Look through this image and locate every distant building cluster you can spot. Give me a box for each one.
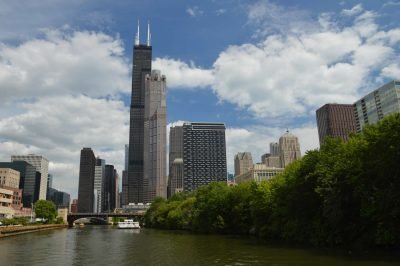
[234,130,302,185]
[122,24,227,203]
[0,154,69,219]
[316,80,400,145]
[76,148,119,213]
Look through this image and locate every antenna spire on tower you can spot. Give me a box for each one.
[147,22,151,46]
[135,20,140,46]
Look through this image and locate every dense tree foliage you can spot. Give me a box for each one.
[0,217,29,225]
[34,200,57,224]
[145,114,400,248]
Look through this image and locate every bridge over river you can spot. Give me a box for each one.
[67,212,145,227]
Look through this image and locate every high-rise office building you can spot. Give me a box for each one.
[168,159,184,198]
[168,126,184,198]
[143,70,167,203]
[124,144,129,171]
[93,158,105,213]
[261,153,270,164]
[316,103,356,144]
[279,130,301,168]
[104,165,118,212]
[354,80,400,132]
[169,126,184,170]
[270,142,280,156]
[11,154,49,200]
[234,152,253,177]
[265,142,281,168]
[77,148,96,213]
[0,161,37,207]
[47,188,70,208]
[121,144,129,206]
[183,122,227,192]
[121,171,128,206]
[128,23,153,204]
[47,174,53,190]
[115,171,119,209]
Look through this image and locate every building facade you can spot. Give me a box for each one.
[265,142,281,168]
[354,80,400,132]
[121,144,129,206]
[47,187,70,208]
[0,187,15,218]
[270,142,280,156]
[0,161,37,207]
[183,122,227,192]
[77,148,96,213]
[279,130,301,168]
[234,152,253,177]
[121,171,128,206]
[316,103,356,144]
[47,174,53,190]
[70,199,78,213]
[168,126,183,198]
[261,153,270,164]
[143,70,167,203]
[104,165,118,212]
[0,168,22,210]
[168,158,184,198]
[11,154,49,201]
[128,26,153,204]
[0,168,20,188]
[235,164,284,184]
[93,158,105,213]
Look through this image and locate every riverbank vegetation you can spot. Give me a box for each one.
[34,200,58,224]
[145,113,400,248]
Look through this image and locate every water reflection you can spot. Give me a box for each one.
[0,226,398,266]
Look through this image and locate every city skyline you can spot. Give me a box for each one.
[0,1,399,199]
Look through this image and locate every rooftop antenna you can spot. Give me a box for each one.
[147,21,151,46]
[135,20,140,46]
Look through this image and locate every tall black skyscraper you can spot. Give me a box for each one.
[104,164,117,212]
[78,147,96,213]
[128,23,152,203]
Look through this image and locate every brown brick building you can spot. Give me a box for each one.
[316,104,356,145]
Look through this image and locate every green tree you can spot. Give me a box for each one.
[34,200,57,224]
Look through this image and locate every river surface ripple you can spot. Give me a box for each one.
[0,226,398,266]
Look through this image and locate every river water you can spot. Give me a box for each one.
[0,226,398,266]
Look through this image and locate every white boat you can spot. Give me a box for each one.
[117,219,140,229]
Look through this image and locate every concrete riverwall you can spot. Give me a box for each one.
[0,224,67,238]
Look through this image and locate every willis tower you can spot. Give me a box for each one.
[128,22,152,203]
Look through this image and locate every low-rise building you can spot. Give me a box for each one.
[235,164,284,184]
[57,208,69,224]
[0,187,15,218]
[0,168,23,210]
[0,168,20,188]
[70,199,78,213]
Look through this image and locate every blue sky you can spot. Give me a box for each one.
[0,0,399,198]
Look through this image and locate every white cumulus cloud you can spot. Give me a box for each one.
[155,4,400,119]
[341,4,364,16]
[153,58,214,89]
[0,29,130,103]
[0,95,129,198]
